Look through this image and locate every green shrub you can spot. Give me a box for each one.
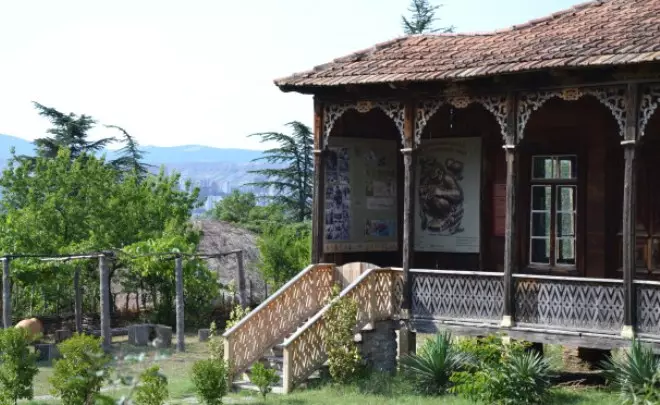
[208,321,224,361]
[455,335,528,370]
[400,331,470,395]
[452,350,553,405]
[49,334,110,405]
[0,328,39,405]
[191,359,228,405]
[323,285,363,384]
[134,365,168,405]
[225,304,250,330]
[602,339,660,404]
[249,362,280,399]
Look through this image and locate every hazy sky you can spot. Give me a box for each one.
[0,0,583,150]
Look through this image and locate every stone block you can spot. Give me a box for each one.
[55,329,72,343]
[359,320,397,373]
[128,324,152,346]
[34,343,59,362]
[153,325,172,348]
[198,328,210,342]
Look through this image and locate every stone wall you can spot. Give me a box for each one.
[358,320,397,373]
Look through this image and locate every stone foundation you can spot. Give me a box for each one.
[358,320,397,373]
[562,346,610,371]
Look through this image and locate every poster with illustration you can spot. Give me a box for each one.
[414,137,481,253]
[324,137,398,253]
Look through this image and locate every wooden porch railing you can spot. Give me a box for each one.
[281,268,403,393]
[411,269,504,323]
[223,263,335,377]
[514,274,625,333]
[635,279,660,336]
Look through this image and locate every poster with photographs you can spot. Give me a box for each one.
[324,137,398,253]
[414,137,482,253]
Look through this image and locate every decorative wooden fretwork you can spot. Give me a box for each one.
[639,84,660,139]
[322,101,405,147]
[514,276,624,333]
[282,268,402,392]
[411,271,504,322]
[223,264,335,377]
[517,86,627,139]
[414,95,509,146]
[635,281,660,336]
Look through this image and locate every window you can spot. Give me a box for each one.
[529,155,577,268]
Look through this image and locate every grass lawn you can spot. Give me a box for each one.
[23,335,623,405]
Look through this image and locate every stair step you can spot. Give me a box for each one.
[233,380,284,394]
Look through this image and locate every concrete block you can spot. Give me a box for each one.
[34,343,59,362]
[198,328,210,342]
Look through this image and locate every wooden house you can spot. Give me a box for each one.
[224,0,660,392]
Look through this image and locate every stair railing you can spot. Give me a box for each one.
[223,263,336,378]
[281,267,403,393]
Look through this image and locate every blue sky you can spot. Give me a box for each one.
[0,0,583,150]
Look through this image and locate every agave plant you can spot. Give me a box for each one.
[400,331,471,395]
[602,339,660,405]
[495,350,553,405]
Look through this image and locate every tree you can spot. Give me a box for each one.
[256,222,311,287]
[105,125,151,179]
[246,121,313,222]
[207,190,287,233]
[402,0,454,35]
[32,102,115,160]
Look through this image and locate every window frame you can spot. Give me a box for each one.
[527,154,579,271]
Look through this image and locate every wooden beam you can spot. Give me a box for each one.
[99,255,111,350]
[312,97,326,264]
[2,258,10,328]
[621,82,640,338]
[401,100,415,316]
[175,256,185,352]
[502,93,518,327]
[74,268,82,333]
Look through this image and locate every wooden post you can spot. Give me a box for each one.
[502,93,518,328]
[312,97,325,264]
[236,251,247,308]
[2,258,10,328]
[621,83,639,338]
[99,255,111,350]
[175,255,185,352]
[74,268,83,333]
[400,100,416,355]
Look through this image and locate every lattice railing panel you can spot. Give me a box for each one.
[282,268,401,392]
[515,277,624,333]
[636,282,660,336]
[411,271,504,322]
[223,264,335,376]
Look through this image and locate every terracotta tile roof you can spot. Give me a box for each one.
[275,0,660,89]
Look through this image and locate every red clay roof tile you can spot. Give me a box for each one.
[275,0,660,90]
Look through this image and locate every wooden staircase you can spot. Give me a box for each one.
[223,263,403,393]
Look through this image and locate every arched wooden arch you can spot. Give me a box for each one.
[517,86,627,140]
[322,100,405,148]
[639,84,660,139]
[414,95,509,146]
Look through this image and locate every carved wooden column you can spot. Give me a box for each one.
[502,93,517,327]
[621,83,639,338]
[399,100,416,356]
[311,98,325,264]
[2,257,10,328]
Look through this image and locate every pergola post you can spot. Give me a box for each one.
[502,93,518,328]
[621,83,640,338]
[400,100,416,355]
[236,250,247,308]
[2,257,11,328]
[311,97,326,264]
[74,267,83,333]
[175,255,185,352]
[99,254,111,349]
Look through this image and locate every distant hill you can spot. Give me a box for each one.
[0,134,264,164]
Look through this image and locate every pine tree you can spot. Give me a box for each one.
[32,102,115,159]
[402,0,454,35]
[105,124,151,179]
[246,121,313,222]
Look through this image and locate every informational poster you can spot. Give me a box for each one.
[324,137,398,253]
[414,137,482,253]
[493,183,507,237]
